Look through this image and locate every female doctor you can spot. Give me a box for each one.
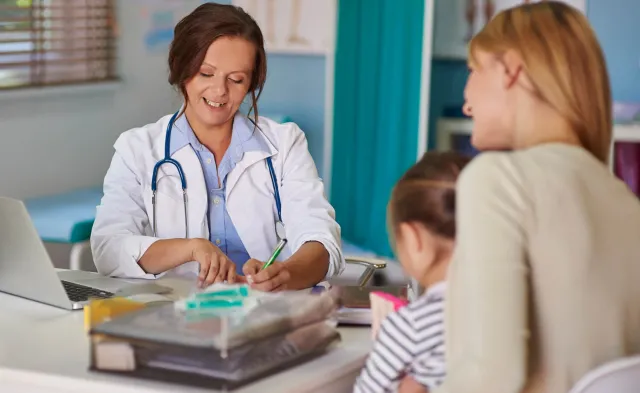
[90,3,344,291]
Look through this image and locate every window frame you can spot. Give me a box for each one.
[0,0,118,92]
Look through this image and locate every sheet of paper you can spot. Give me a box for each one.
[336,307,371,325]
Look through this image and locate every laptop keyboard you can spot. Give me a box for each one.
[61,280,114,302]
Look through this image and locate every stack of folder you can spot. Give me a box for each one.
[88,286,341,390]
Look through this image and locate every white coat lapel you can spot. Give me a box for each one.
[226,150,271,197]
[226,126,278,198]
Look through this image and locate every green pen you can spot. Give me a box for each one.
[261,239,288,270]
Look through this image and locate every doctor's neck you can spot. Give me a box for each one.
[184,105,233,162]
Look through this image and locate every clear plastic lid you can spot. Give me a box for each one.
[92,284,339,352]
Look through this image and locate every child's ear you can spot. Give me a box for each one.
[398,222,422,255]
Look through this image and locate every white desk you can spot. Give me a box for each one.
[0,274,372,393]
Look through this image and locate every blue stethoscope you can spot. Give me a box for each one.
[151,111,284,241]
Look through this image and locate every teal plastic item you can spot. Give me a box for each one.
[185,297,245,310]
[183,285,251,310]
[195,286,249,299]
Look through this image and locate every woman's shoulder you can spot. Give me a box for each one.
[458,151,528,192]
[255,115,311,155]
[460,144,612,193]
[455,151,538,222]
[457,144,602,215]
[462,144,602,178]
[256,115,304,140]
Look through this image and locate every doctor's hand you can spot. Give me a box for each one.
[242,259,291,292]
[190,239,238,288]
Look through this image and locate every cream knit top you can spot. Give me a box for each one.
[435,144,640,393]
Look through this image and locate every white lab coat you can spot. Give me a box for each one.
[90,113,344,280]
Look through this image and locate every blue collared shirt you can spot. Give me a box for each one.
[170,113,269,274]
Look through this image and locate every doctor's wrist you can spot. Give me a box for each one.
[139,238,204,275]
[188,238,209,260]
[281,242,330,289]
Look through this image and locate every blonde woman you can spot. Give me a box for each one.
[401,2,640,393]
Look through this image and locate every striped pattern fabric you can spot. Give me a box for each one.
[354,282,446,392]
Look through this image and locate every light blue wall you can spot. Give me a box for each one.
[260,54,326,177]
[427,0,640,149]
[588,0,640,103]
[213,0,327,177]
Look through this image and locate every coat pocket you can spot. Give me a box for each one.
[143,185,187,239]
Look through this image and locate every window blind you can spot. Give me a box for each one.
[0,0,116,90]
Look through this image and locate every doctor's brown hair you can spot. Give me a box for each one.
[387,152,471,247]
[168,3,266,124]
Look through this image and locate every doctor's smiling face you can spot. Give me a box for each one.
[184,37,256,131]
[168,3,267,134]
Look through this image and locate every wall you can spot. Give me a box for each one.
[0,0,203,200]
[214,0,328,177]
[589,0,640,102]
[427,0,640,149]
[260,54,327,177]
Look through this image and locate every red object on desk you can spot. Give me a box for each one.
[370,291,409,311]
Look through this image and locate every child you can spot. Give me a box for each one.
[353,151,471,393]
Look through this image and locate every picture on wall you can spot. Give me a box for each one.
[433,0,587,59]
[231,0,336,55]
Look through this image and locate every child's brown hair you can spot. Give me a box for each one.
[387,151,472,246]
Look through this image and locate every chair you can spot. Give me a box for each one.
[344,256,387,287]
[24,187,103,271]
[569,355,640,393]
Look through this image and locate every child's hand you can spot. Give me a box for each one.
[399,376,429,393]
[370,291,409,339]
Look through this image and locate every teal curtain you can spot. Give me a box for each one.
[331,0,426,257]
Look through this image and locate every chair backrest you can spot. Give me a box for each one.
[569,355,640,393]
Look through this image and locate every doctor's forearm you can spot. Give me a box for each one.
[283,241,329,289]
[138,239,194,274]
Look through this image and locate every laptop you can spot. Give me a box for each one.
[0,196,170,310]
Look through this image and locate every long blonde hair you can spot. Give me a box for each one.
[469,1,612,164]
